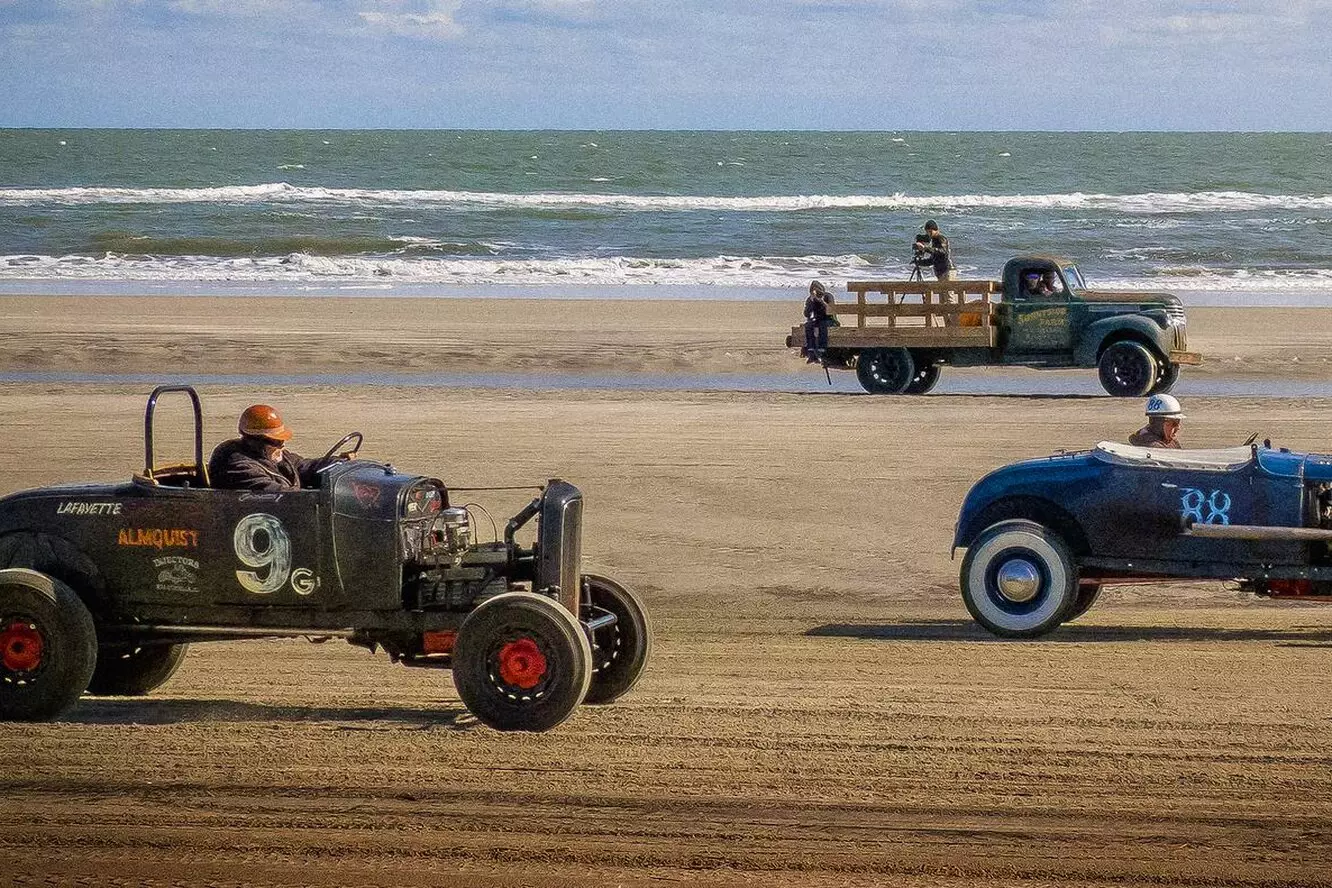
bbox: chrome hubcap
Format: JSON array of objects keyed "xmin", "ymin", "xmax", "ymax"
[{"xmin": 995, "ymin": 559, "xmax": 1041, "ymax": 603}]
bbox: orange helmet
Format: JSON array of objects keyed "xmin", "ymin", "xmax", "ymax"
[{"xmin": 238, "ymin": 404, "xmax": 292, "ymax": 442}]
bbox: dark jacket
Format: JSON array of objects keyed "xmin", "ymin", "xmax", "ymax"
[
  {"xmin": 1128, "ymin": 426, "xmax": 1182, "ymax": 449},
  {"xmin": 804, "ymin": 293, "xmax": 832, "ymax": 323},
  {"xmin": 929, "ymin": 234, "xmax": 951, "ymax": 277},
  {"xmin": 208, "ymin": 437, "xmax": 328, "ymax": 491}
]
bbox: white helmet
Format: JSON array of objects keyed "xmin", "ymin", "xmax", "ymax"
[{"xmin": 1145, "ymin": 394, "xmax": 1185, "ymax": 418}]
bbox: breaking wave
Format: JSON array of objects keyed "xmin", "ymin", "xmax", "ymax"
[
  {"xmin": 5, "ymin": 251, "xmax": 1332, "ymax": 294},
  {"xmin": 3, "ymin": 183, "xmax": 1332, "ymax": 214}
]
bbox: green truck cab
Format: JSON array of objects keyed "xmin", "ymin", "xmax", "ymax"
[{"xmin": 788, "ymin": 255, "xmax": 1201, "ymax": 396}]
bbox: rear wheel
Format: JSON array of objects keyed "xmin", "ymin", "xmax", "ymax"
[
  {"xmin": 960, "ymin": 520, "xmax": 1078, "ymax": 638},
  {"xmin": 452, "ymin": 592, "xmax": 591, "ymax": 731},
  {"xmin": 856, "ymin": 348, "xmax": 915, "ymax": 394},
  {"xmin": 905, "ymin": 363, "xmax": 941, "ymax": 395},
  {"xmin": 1098, "ymin": 341, "xmax": 1158, "ymax": 397},
  {"xmin": 582, "ymin": 574, "xmax": 652, "ymax": 705},
  {"xmin": 1, "ymin": 572, "xmax": 97, "ymax": 721},
  {"xmin": 87, "ymin": 643, "xmax": 189, "ymax": 696}
]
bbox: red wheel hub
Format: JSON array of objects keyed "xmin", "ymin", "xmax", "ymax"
[
  {"xmin": 1, "ymin": 620, "xmax": 44, "ymax": 673},
  {"xmin": 496, "ymin": 637, "xmax": 547, "ymax": 690}
]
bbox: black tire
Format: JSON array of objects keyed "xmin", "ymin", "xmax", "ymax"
[
  {"xmin": 1, "ymin": 571, "xmax": 97, "ymax": 721},
  {"xmin": 855, "ymin": 348, "xmax": 915, "ymax": 394},
  {"xmin": 960, "ymin": 519, "xmax": 1078, "ymax": 638},
  {"xmin": 1150, "ymin": 361, "xmax": 1180, "ymax": 395},
  {"xmin": 1097, "ymin": 341, "xmax": 1159, "ymax": 397},
  {"xmin": 904, "ymin": 364, "xmax": 941, "ymax": 395},
  {"xmin": 581, "ymin": 574, "xmax": 652, "ymax": 705},
  {"xmin": 1063, "ymin": 583, "xmax": 1102, "ymax": 623},
  {"xmin": 452, "ymin": 592, "xmax": 591, "ymax": 732},
  {"xmin": 87, "ymin": 643, "xmax": 189, "ymax": 696}
]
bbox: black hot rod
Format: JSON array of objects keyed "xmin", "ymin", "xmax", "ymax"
[{"xmin": 0, "ymin": 386, "xmax": 650, "ymax": 731}]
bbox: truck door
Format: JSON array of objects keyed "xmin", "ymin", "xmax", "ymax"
[{"xmin": 1007, "ymin": 271, "xmax": 1073, "ymax": 355}]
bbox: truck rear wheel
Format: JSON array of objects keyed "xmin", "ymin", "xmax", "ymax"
[
  {"xmin": 1098, "ymin": 341, "xmax": 1158, "ymax": 397},
  {"xmin": 453, "ymin": 592, "xmax": 591, "ymax": 732},
  {"xmin": 1149, "ymin": 362, "xmax": 1180, "ymax": 395},
  {"xmin": 582, "ymin": 574, "xmax": 652, "ymax": 705},
  {"xmin": 1, "ymin": 571, "xmax": 97, "ymax": 721},
  {"xmin": 905, "ymin": 363, "xmax": 941, "ymax": 395},
  {"xmin": 87, "ymin": 643, "xmax": 189, "ymax": 696},
  {"xmin": 960, "ymin": 520, "xmax": 1077, "ymax": 638},
  {"xmin": 856, "ymin": 348, "xmax": 915, "ymax": 394}
]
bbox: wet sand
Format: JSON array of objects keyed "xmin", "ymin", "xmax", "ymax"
[
  {"xmin": 2, "ymin": 294, "xmax": 1332, "ymax": 380},
  {"xmin": 2, "ymin": 296, "xmax": 1332, "ymax": 886}
]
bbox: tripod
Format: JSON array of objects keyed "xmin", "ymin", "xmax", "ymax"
[{"xmin": 907, "ymin": 263, "xmax": 925, "ymax": 282}]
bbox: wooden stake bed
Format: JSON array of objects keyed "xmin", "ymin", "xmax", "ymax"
[{"xmin": 791, "ymin": 279, "xmax": 1002, "ymax": 350}]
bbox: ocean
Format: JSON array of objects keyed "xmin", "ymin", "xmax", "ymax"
[{"xmin": 2, "ymin": 129, "xmax": 1330, "ymax": 304}]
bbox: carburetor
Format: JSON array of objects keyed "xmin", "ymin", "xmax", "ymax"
[{"xmin": 435, "ymin": 506, "xmax": 472, "ymax": 560}]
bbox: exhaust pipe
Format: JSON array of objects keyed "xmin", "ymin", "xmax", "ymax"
[{"xmin": 1183, "ymin": 518, "xmax": 1332, "ymax": 542}]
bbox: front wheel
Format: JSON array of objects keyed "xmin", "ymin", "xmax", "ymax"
[
  {"xmin": 1149, "ymin": 362, "xmax": 1180, "ymax": 395},
  {"xmin": 960, "ymin": 520, "xmax": 1078, "ymax": 638},
  {"xmin": 1, "ymin": 572, "xmax": 97, "ymax": 721},
  {"xmin": 582, "ymin": 574, "xmax": 652, "ymax": 705},
  {"xmin": 87, "ymin": 643, "xmax": 189, "ymax": 696},
  {"xmin": 856, "ymin": 348, "xmax": 915, "ymax": 394},
  {"xmin": 1098, "ymin": 341, "xmax": 1159, "ymax": 397},
  {"xmin": 452, "ymin": 592, "xmax": 591, "ymax": 731}
]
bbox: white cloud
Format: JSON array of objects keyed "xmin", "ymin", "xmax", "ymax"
[{"xmin": 359, "ymin": 1, "xmax": 463, "ymax": 40}]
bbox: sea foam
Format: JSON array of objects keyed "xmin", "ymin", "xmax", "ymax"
[{"xmin": 2, "ymin": 184, "xmax": 1330, "ymax": 214}]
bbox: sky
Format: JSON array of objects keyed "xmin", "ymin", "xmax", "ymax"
[{"xmin": 1, "ymin": 0, "xmax": 1329, "ymax": 130}]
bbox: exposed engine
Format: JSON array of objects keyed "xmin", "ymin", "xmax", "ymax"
[{"xmin": 403, "ymin": 505, "xmax": 512, "ymax": 610}]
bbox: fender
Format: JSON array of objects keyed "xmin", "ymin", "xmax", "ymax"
[
  {"xmin": 1074, "ymin": 315, "xmax": 1171, "ymax": 368},
  {"xmin": 0, "ymin": 567, "xmax": 58, "ymax": 603}
]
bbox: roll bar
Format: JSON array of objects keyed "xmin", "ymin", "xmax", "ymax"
[{"xmin": 144, "ymin": 385, "xmax": 204, "ymax": 482}]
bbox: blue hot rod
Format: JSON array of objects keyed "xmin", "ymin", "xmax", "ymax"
[{"xmin": 953, "ymin": 441, "xmax": 1332, "ymax": 637}]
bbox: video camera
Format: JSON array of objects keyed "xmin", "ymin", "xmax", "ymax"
[{"xmin": 910, "ymin": 234, "xmax": 934, "ymax": 267}]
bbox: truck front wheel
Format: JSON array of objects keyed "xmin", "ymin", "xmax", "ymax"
[
  {"xmin": 856, "ymin": 348, "xmax": 915, "ymax": 394},
  {"xmin": 1098, "ymin": 341, "xmax": 1158, "ymax": 397},
  {"xmin": 1149, "ymin": 361, "xmax": 1180, "ymax": 395},
  {"xmin": 453, "ymin": 592, "xmax": 591, "ymax": 731}
]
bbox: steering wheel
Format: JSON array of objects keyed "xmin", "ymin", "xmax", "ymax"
[
  {"xmin": 320, "ymin": 431, "xmax": 363, "ymax": 464},
  {"xmin": 1242, "ymin": 432, "xmax": 1259, "ymax": 446}
]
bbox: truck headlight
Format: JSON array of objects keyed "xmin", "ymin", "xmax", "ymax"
[{"xmin": 404, "ymin": 484, "xmax": 444, "ymax": 518}]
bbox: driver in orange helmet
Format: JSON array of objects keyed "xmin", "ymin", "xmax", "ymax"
[{"xmin": 208, "ymin": 405, "xmax": 347, "ymax": 492}]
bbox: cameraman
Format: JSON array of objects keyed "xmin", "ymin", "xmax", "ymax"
[{"xmin": 922, "ymin": 220, "xmax": 954, "ymax": 281}]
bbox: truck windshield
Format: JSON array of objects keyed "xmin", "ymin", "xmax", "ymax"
[{"xmin": 1063, "ymin": 265, "xmax": 1087, "ymax": 290}]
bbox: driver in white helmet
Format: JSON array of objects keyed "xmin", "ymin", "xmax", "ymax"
[{"xmin": 1129, "ymin": 394, "xmax": 1185, "ymax": 449}]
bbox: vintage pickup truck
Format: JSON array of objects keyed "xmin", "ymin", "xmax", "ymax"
[{"xmin": 786, "ymin": 256, "xmax": 1201, "ymax": 396}]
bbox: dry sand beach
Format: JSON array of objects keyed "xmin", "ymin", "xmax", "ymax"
[{"xmin": 2, "ymin": 295, "xmax": 1332, "ymax": 886}]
